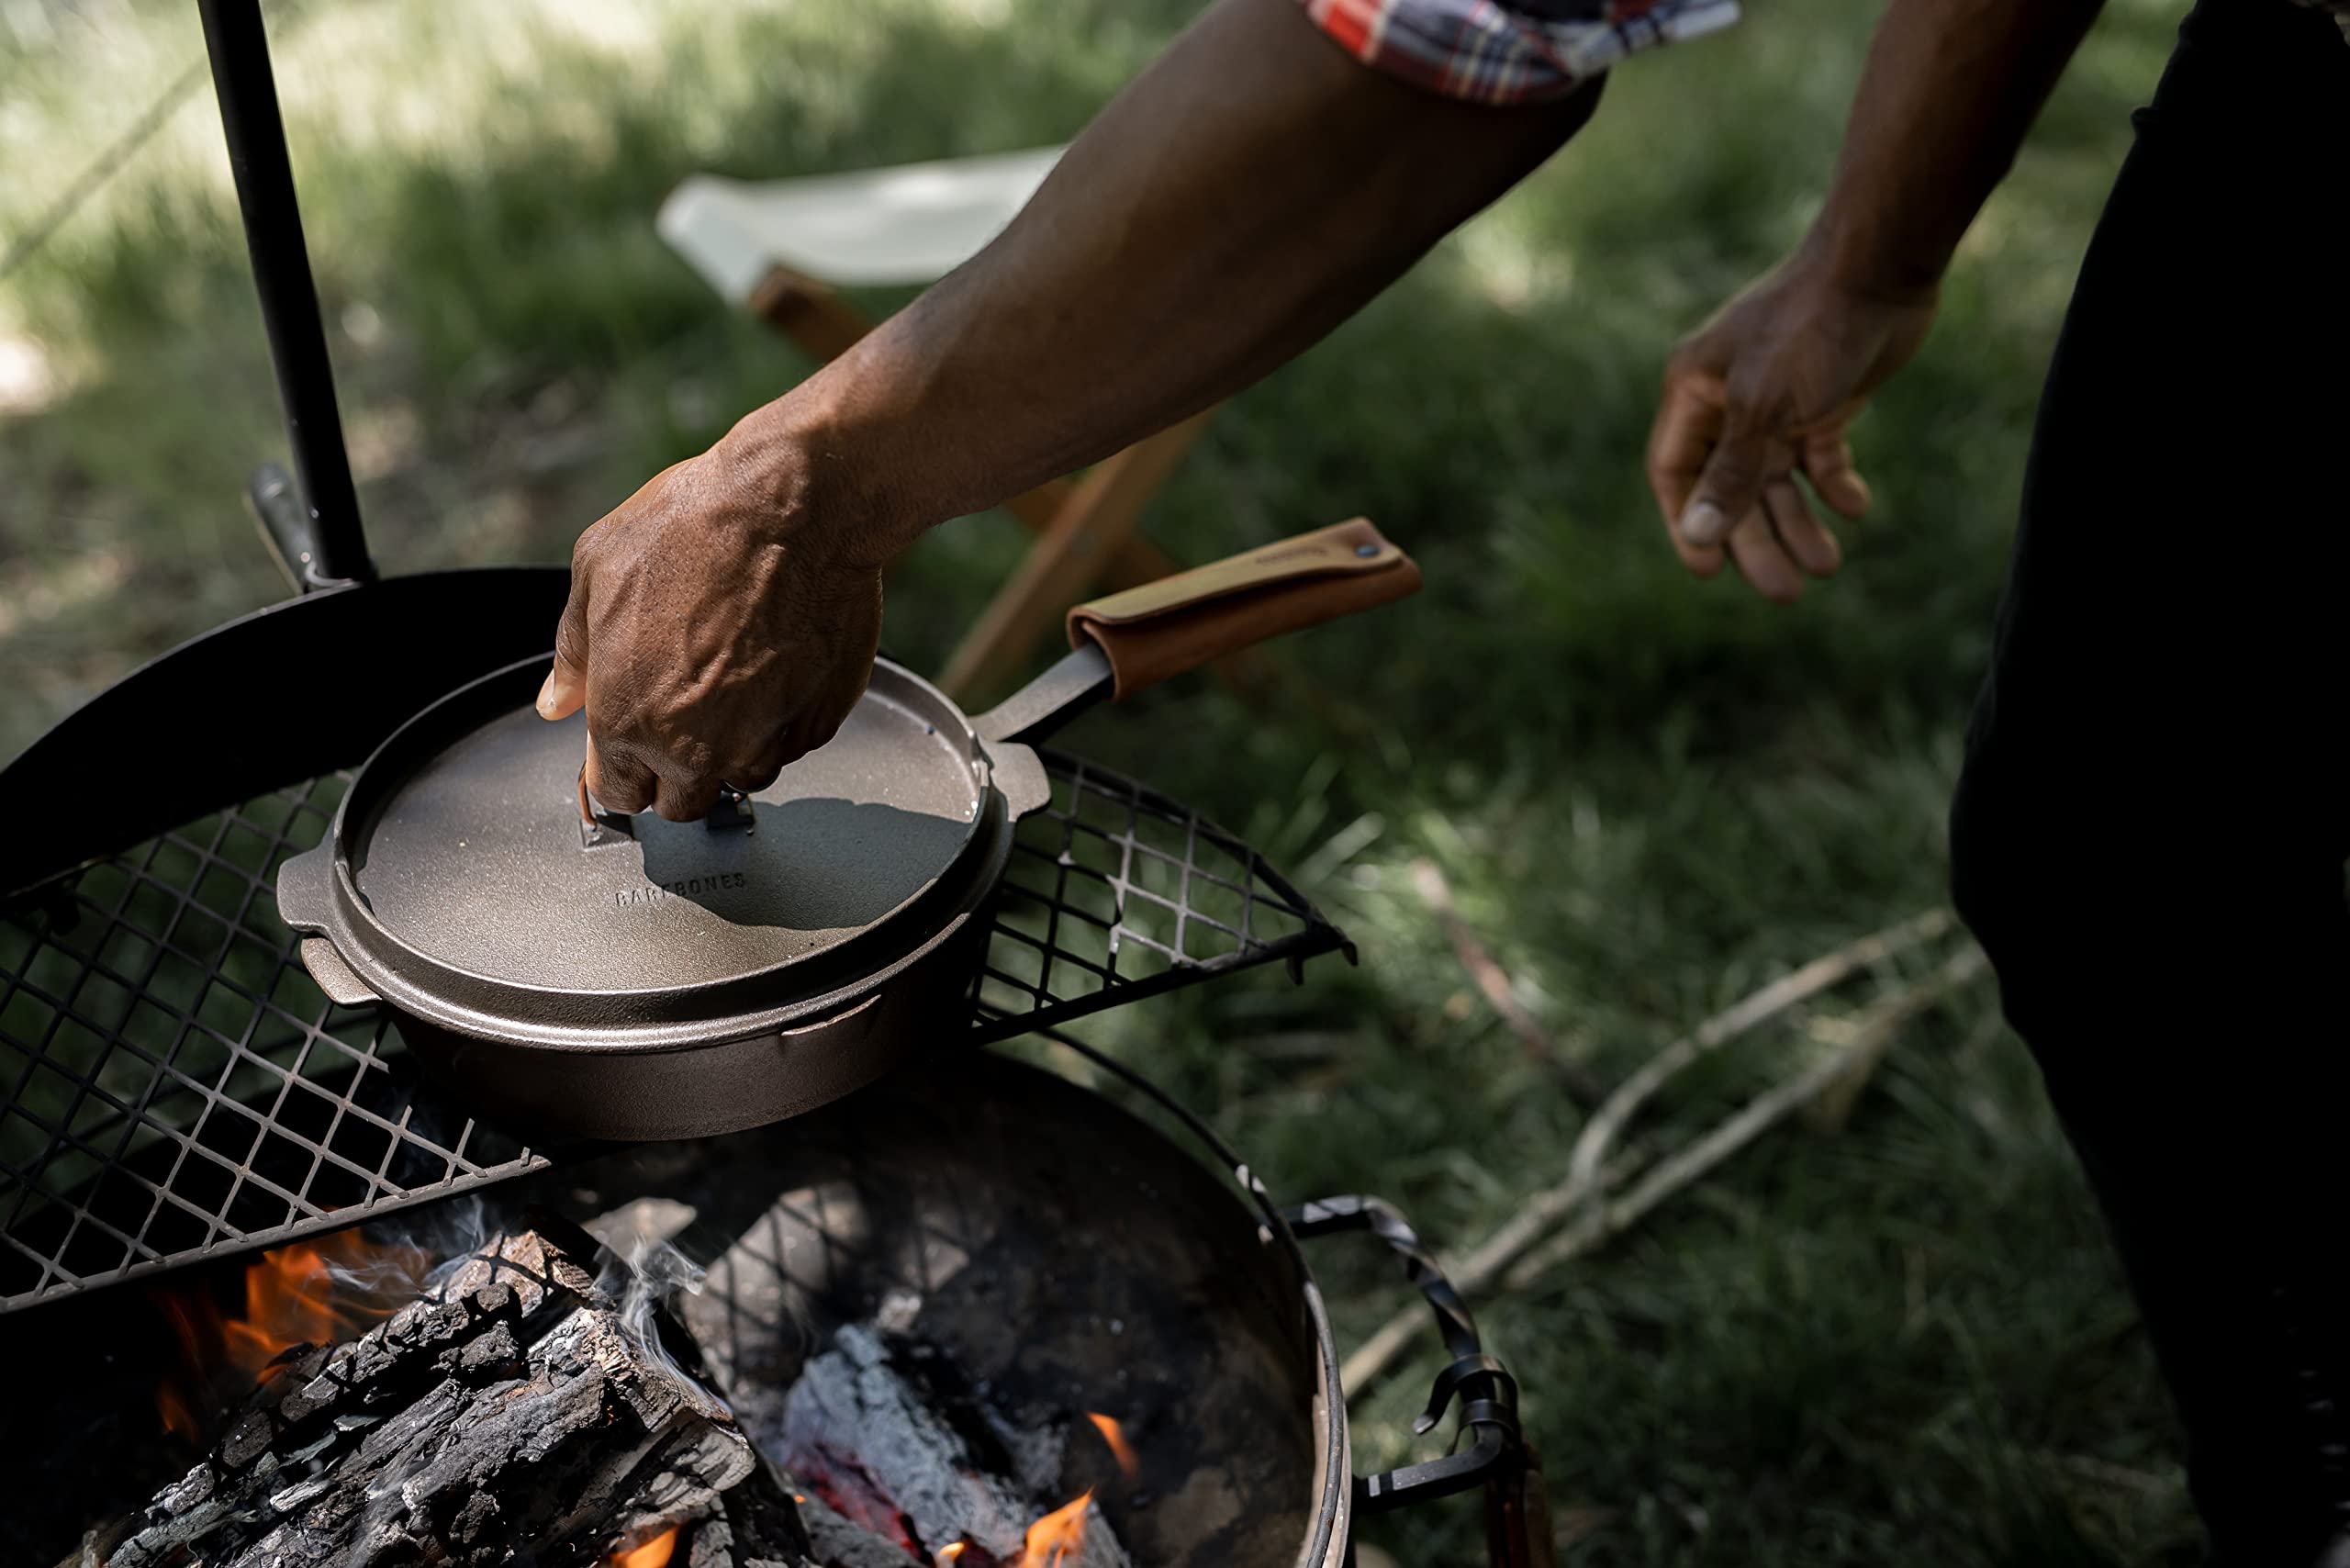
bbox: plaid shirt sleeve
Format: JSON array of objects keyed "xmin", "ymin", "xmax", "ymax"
[{"xmin": 1299, "ymin": 0, "xmax": 1740, "ymax": 103}]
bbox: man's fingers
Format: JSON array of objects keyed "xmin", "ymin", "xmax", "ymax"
[
  {"xmin": 1646, "ymin": 373, "xmax": 1730, "ymax": 577},
  {"xmin": 781, "ymin": 659, "xmax": 873, "ymax": 767},
  {"xmin": 1646, "ymin": 372, "xmax": 1724, "ymax": 524},
  {"xmin": 585, "ymin": 735, "xmax": 657, "ymax": 816},
  {"xmin": 720, "ymin": 749, "xmax": 788, "ymax": 797},
  {"xmin": 1725, "ymin": 507, "xmax": 1805, "ymax": 604},
  {"xmin": 541, "ymin": 576, "xmax": 591, "ymax": 722},
  {"xmin": 1801, "ymin": 431, "xmax": 1873, "ymax": 520},
  {"xmin": 1680, "ymin": 422, "xmax": 1774, "ymax": 550},
  {"xmin": 1763, "ymin": 480, "xmax": 1842, "ymax": 578},
  {"xmin": 771, "ymin": 608, "xmax": 881, "ymax": 770},
  {"xmin": 652, "ymin": 774, "xmax": 725, "ymax": 824}
]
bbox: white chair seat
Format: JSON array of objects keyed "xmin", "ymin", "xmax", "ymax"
[{"xmin": 657, "ymin": 146, "xmax": 1066, "ymax": 304}]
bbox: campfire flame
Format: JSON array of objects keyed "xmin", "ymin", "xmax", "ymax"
[
  {"xmin": 153, "ymin": 1294, "xmax": 211, "ymax": 1439},
  {"xmin": 151, "ymin": 1227, "xmax": 430, "ymax": 1439},
  {"xmin": 612, "ymin": 1526, "xmax": 680, "ymax": 1568},
  {"xmin": 1015, "ymin": 1490, "xmax": 1094, "ymax": 1568},
  {"xmin": 1085, "ymin": 1412, "xmax": 1139, "ymax": 1481}
]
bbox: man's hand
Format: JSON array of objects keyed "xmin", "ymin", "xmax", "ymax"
[
  {"xmin": 1647, "ymin": 0, "xmax": 2102, "ymax": 603},
  {"xmin": 535, "ymin": 432, "xmax": 884, "ymax": 821},
  {"xmin": 1646, "ymin": 250, "xmax": 1936, "ymax": 603}
]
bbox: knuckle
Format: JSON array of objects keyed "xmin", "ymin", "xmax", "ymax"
[
  {"xmin": 1662, "ymin": 347, "xmax": 1721, "ymax": 393},
  {"xmin": 590, "ymin": 765, "xmax": 652, "ymax": 814},
  {"xmin": 659, "ymin": 765, "xmax": 725, "ymax": 822},
  {"xmin": 1705, "ymin": 456, "xmax": 1761, "ymax": 496},
  {"xmin": 1720, "ymin": 368, "xmax": 1787, "ymax": 429},
  {"xmin": 721, "ymin": 754, "xmax": 784, "ymax": 792},
  {"xmin": 652, "ymin": 791, "xmax": 706, "ymax": 823},
  {"xmin": 665, "ymin": 734, "xmax": 718, "ymax": 782}
]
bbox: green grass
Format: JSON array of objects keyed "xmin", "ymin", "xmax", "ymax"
[{"xmin": 1, "ymin": 0, "xmax": 2203, "ymax": 1561}]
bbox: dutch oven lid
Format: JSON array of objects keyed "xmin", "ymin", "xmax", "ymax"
[{"xmin": 277, "ymin": 656, "xmax": 1006, "ymax": 1043}]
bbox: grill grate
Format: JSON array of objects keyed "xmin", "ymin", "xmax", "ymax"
[
  {"xmin": 0, "ymin": 752, "xmax": 1343, "ymax": 1313},
  {"xmin": 971, "ymin": 753, "xmax": 1344, "ymax": 1041}
]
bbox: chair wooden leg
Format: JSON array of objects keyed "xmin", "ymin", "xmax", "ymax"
[
  {"xmin": 934, "ymin": 408, "xmax": 1217, "ymax": 700},
  {"xmin": 747, "ymin": 265, "xmax": 1181, "ymax": 591},
  {"xmin": 748, "ymin": 265, "xmax": 874, "ymax": 363},
  {"xmin": 999, "ymin": 480, "xmax": 1181, "ymax": 590}
]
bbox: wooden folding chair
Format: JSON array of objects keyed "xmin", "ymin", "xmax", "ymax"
[{"xmin": 658, "ymin": 152, "xmax": 1214, "ymax": 700}]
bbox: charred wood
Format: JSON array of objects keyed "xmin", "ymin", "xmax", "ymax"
[{"xmin": 98, "ymin": 1224, "xmax": 818, "ymax": 1568}]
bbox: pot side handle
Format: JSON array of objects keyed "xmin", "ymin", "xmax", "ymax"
[
  {"xmin": 276, "ymin": 844, "xmax": 383, "ymax": 1007},
  {"xmin": 986, "ymin": 741, "xmax": 1054, "ymax": 822},
  {"xmin": 1065, "ymin": 518, "xmax": 1419, "ymax": 700},
  {"xmin": 274, "ymin": 842, "xmax": 333, "ymax": 931},
  {"xmin": 1286, "ymin": 1194, "xmax": 1555, "ymax": 1568},
  {"xmin": 299, "ymin": 937, "xmax": 383, "ymax": 1009}
]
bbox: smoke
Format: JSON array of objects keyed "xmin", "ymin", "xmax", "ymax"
[
  {"xmin": 408, "ymin": 1195, "xmax": 493, "ymax": 1294},
  {"xmin": 606, "ymin": 1233, "xmax": 733, "ymax": 1423}
]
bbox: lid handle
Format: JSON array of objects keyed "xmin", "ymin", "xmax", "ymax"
[
  {"xmin": 577, "ymin": 767, "xmax": 635, "ymax": 848},
  {"xmin": 576, "ymin": 765, "xmax": 755, "ymax": 845}
]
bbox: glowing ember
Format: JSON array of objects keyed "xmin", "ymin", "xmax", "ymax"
[
  {"xmin": 1015, "ymin": 1490, "xmax": 1093, "ymax": 1568},
  {"xmin": 612, "ymin": 1526, "xmax": 680, "ymax": 1568},
  {"xmin": 1085, "ymin": 1413, "xmax": 1139, "ymax": 1481},
  {"xmin": 150, "ymin": 1226, "xmax": 430, "ymax": 1438}
]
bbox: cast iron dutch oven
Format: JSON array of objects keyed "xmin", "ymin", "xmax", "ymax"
[{"xmin": 277, "ymin": 520, "xmax": 1416, "ymax": 1140}]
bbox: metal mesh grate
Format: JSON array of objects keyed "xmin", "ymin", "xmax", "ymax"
[
  {"xmin": 0, "ymin": 753, "xmax": 1343, "ymax": 1313},
  {"xmin": 0, "ymin": 774, "xmax": 545, "ymax": 1315},
  {"xmin": 972, "ymin": 753, "xmax": 1346, "ymax": 1040}
]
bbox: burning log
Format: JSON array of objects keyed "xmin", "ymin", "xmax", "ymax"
[
  {"xmin": 79, "ymin": 1212, "xmax": 1140, "ymax": 1568},
  {"xmin": 91, "ymin": 1224, "xmax": 821, "ymax": 1568},
  {"xmin": 774, "ymin": 1326, "xmax": 1132, "ymax": 1568}
]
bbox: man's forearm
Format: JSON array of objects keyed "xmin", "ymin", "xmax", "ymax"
[
  {"xmin": 727, "ymin": 0, "xmax": 1597, "ymax": 562},
  {"xmin": 1806, "ymin": 0, "xmax": 2104, "ymax": 298}
]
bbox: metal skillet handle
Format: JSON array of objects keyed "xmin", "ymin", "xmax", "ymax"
[
  {"xmin": 974, "ymin": 518, "xmax": 1420, "ymax": 746},
  {"xmin": 1285, "ymin": 1195, "xmax": 1556, "ymax": 1568}
]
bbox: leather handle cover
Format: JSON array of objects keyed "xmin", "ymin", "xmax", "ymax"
[{"xmin": 1064, "ymin": 518, "xmax": 1419, "ymax": 698}]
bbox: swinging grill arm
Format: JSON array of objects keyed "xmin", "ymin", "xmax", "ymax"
[{"xmin": 197, "ymin": 0, "xmax": 374, "ymax": 589}]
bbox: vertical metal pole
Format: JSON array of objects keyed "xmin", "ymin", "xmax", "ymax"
[{"xmin": 197, "ymin": 0, "xmax": 374, "ymax": 586}]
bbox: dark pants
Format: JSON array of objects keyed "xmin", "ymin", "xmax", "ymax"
[{"xmin": 1949, "ymin": 1, "xmax": 2350, "ymax": 1560}]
